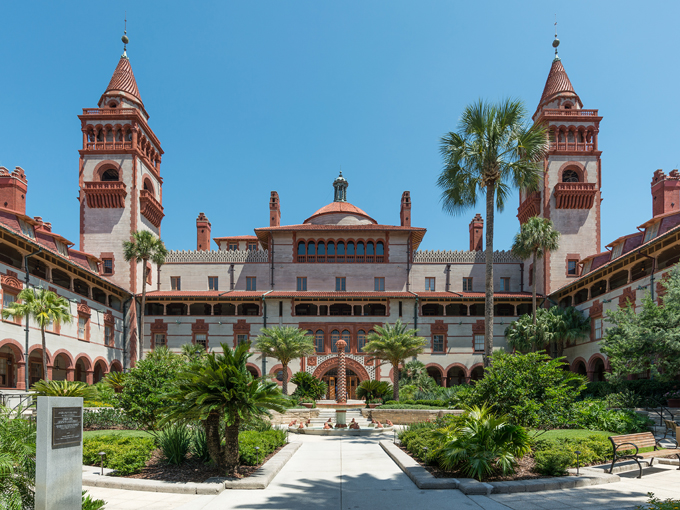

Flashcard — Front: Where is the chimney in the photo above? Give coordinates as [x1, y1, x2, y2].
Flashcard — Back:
[469, 214, 484, 251]
[0, 166, 28, 215]
[400, 191, 411, 227]
[269, 191, 281, 227]
[651, 169, 680, 217]
[196, 213, 211, 251]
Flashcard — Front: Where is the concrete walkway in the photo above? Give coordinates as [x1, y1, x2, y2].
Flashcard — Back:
[85, 434, 680, 510]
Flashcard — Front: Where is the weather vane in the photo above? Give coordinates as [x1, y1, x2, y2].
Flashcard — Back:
[553, 15, 560, 61]
[121, 13, 129, 58]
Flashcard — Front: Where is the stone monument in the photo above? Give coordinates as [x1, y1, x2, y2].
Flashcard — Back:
[35, 396, 83, 510]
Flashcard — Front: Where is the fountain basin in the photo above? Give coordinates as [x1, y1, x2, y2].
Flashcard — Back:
[288, 425, 394, 436]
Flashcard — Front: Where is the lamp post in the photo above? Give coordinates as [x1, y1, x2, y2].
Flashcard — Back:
[575, 450, 581, 475]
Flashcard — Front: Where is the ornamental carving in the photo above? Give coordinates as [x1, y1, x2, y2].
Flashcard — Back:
[233, 319, 250, 334]
[139, 189, 164, 228]
[0, 274, 23, 293]
[618, 287, 636, 309]
[554, 182, 597, 209]
[103, 312, 115, 324]
[150, 318, 167, 332]
[311, 356, 371, 382]
[307, 356, 317, 366]
[518, 192, 542, 224]
[471, 320, 485, 334]
[191, 319, 209, 332]
[77, 301, 91, 316]
[431, 320, 448, 335]
[165, 249, 269, 264]
[83, 181, 127, 208]
[306, 353, 375, 379]
[413, 250, 519, 264]
[590, 300, 603, 318]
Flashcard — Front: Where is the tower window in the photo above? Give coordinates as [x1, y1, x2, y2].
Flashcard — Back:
[567, 260, 579, 276]
[246, 277, 256, 291]
[562, 170, 579, 183]
[425, 277, 436, 292]
[101, 169, 119, 181]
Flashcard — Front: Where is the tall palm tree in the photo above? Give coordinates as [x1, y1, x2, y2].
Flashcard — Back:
[253, 326, 315, 395]
[511, 216, 560, 324]
[2, 288, 72, 382]
[162, 342, 289, 475]
[362, 320, 427, 401]
[438, 99, 548, 367]
[123, 230, 168, 362]
[550, 306, 590, 358]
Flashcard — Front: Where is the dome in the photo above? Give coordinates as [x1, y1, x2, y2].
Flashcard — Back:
[304, 201, 377, 225]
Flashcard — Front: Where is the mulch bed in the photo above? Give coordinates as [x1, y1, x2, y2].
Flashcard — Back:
[397, 445, 549, 482]
[124, 446, 285, 483]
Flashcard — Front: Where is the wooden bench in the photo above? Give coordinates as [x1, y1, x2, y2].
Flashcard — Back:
[609, 432, 680, 478]
[664, 419, 678, 439]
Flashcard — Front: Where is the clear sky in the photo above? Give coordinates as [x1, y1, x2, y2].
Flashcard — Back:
[1, 1, 678, 253]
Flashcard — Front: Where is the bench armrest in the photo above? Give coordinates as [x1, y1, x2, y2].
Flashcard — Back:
[614, 442, 639, 456]
[657, 438, 679, 449]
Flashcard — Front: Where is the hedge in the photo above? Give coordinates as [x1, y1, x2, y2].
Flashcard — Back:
[583, 380, 680, 405]
[83, 435, 156, 476]
[238, 430, 286, 465]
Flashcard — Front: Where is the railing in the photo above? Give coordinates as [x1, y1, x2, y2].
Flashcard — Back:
[82, 108, 138, 115]
[542, 109, 599, 117]
[517, 192, 542, 224]
[550, 142, 595, 152]
[646, 396, 675, 423]
[139, 189, 164, 228]
[83, 181, 127, 208]
[554, 182, 598, 209]
[85, 142, 133, 150]
[295, 254, 384, 263]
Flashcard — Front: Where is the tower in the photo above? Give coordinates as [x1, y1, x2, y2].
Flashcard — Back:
[78, 30, 164, 293]
[519, 33, 602, 295]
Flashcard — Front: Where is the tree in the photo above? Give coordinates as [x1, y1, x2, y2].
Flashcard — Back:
[438, 99, 548, 367]
[2, 288, 72, 382]
[163, 342, 289, 475]
[0, 404, 36, 509]
[550, 306, 590, 358]
[362, 320, 427, 401]
[123, 230, 168, 362]
[253, 326, 315, 395]
[400, 360, 439, 391]
[511, 216, 560, 324]
[601, 266, 680, 381]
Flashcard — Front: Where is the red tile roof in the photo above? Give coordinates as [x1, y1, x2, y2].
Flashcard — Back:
[455, 292, 536, 299]
[304, 202, 376, 224]
[539, 59, 576, 105]
[145, 291, 265, 299]
[267, 291, 413, 299]
[104, 57, 143, 105]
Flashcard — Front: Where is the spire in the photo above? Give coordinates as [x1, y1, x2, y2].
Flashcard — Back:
[333, 172, 348, 202]
[534, 26, 581, 116]
[104, 57, 143, 104]
[122, 15, 129, 59]
[553, 16, 560, 61]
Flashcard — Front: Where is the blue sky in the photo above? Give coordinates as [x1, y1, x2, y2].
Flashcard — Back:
[1, 1, 678, 253]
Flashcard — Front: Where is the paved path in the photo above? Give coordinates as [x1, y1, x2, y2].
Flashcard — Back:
[86, 434, 680, 510]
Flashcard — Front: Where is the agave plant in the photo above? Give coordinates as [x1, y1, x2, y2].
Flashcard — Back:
[31, 380, 98, 400]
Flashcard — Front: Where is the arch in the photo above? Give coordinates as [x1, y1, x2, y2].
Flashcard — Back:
[307, 241, 316, 256]
[268, 364, 293, 386]
[51, 349, 74, 369]
[109, 360, 123, 373]
[445, 363, 469, 386]
[93, 357, 109, 383]
[588, 353, 608, 382]
[143, 177, 155, 195]
[468, 363, 484, 382]
[93, 160, 123, 182]
[0, 339, 24, 363]
[312, 357, 370, 382]
[571, 357, 588, 376]
[74, 353, 93, 371]
[424, 363, 444, 387]
[246, 363, 261, 378]
[556, 161, 588, 183]
[28, 344, 52, 364]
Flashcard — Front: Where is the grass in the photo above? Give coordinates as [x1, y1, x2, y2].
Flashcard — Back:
[84, 429, 153, 439]
[530, 429, 613, 440]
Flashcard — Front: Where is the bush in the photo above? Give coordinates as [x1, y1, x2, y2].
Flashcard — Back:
[191, 426, 210, 462]
[238, 430, 286, 466]
[571, 399, 653, 434]
[83, 435, 156, 476]
[0, 405, 36, 509]
[89, 381, 118, 406]
[82, 491, 106, 510]
[158, 424, 192, 465]
[584, 380, 680, 407]
[636, 494, 680, 509]
[240, 416, 274, 432]
[533, 434, 613, 472]
[382, 399, 447, 408]
[533, 448, 574, 476]
[291, 372, 328, 400]
[356, 380, 393, 402]
[83, 408, 138, 430]
[379, 403, 444, 409]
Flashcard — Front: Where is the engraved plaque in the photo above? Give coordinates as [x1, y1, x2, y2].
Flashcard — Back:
[52, 407, 82, 449]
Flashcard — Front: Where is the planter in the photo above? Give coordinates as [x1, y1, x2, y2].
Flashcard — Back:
[667, 398, 680, 408]
[301, 403, 314, 409]
[368, 404, 380, 409]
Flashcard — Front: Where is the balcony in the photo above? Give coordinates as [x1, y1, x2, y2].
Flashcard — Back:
[85, 142, 133, 151]
[549, 142, 595, 152]
[517, 192, 541, 224]
[83, 181, 127, 208]
[82, 108, 137, 115]
[554, 183, 597, 209]
[139, 189, 164, 228]
[542, 109, 599, 117]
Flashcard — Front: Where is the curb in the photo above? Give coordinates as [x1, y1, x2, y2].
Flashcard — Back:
[82, 441, 301, 494]
[379, 440, 620, 494]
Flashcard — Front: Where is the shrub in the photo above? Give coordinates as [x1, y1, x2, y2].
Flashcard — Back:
[636, 494, 680, 510]
[584, 380, 680, 407]
[356, 380, 393, 402]
[533, 434, 614, 471]
[604, 389, 641, 409]
[158, 424, 192, 465]
[379, 403, 443, 410]
[83, 435, 156, 476]
[240, 416, 274, 432]
[90, 381, 117, 406]
[0, 405, 36, 509]
[290, 372, 327, 400]
[383, 399, 447, 408]
[83, 408, 138, 430]
[191, 427, 210, 462]
[238, 430, 286, 466]
[533, 447, 574, 476]
[571, 399, 653, 434]
[82, 491, 107, 510]
[31, 379, 98, 399]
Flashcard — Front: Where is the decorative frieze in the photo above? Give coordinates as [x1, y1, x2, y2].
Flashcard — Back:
[165, 249, 269, 264]
[413, 250, 520, 264]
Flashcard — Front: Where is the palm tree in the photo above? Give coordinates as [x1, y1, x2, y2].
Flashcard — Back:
[550, 306, 590, 358]
[438, 99, 548, 367]
[511, 216, 560, 324]
[361, 320, 427, 401]
[123, 230, 168, 362]
[162, 342, 289, 475]
[2, 288, 72, 382]
[253, 326, 315, 395]
[30, 379, 98, 399]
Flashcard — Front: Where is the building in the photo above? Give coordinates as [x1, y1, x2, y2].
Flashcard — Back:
[1, 35, 677, 396]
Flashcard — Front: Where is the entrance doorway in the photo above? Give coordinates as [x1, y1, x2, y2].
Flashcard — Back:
[322, 368, 360, 400]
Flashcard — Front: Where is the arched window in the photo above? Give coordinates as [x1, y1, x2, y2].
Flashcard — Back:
[307, 241, 316, 255]
[327, 241, 335, 255]
[315, 330, 324, 353]
[337, 242, 345, 255]
[106, 130, 113, 142]
[356, 242, 365, 255]
[347, 242, 355, 255]
[357, 330, 366, 351]
[341, 330, 350, 352]
[366, 242, 374, 255]
[297, 242, 306, 255]
[143, 179, 154, 193]
[331, 330, 340, 353]
[562, 170, 580, 183]
[376, 242, 384, 256]
[317, 241, 326, 255]
[101, 169, 119, 181]
[567, 131, 575, 143]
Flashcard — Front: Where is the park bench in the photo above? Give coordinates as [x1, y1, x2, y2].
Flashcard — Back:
[664, 419, 677, 439]
[609, 432, 680, 478]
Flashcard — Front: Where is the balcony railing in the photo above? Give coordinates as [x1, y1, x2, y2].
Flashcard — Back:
[85, 142, 133, 151]
[139, 189, 164, 228]
[542, 109, 599, 117]
[549, 142, 595, 152]
[517, 192, 541, 224]
[83, 181, 127, 208]
[554, 182, 597, 209]
[296, 254, 385, 263]
[82, 108, 138, 115]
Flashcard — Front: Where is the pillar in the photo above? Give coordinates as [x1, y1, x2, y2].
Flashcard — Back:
[66, 368, 74, 382]
[336, 339, 347, 404]
[16, 362, 26, 390]
[85, 370, 94, 385]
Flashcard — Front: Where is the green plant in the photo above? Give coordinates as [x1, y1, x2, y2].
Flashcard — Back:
[30, 379, 98, 400]
[635, 493, 680, 509]
[469, 351, 587, 429]
[356, 380, 393, 402]
[158, 424, 192, 465]
[238, 430, 286, 466]
[103, 371, 126, 394]
[191, 426, 210, 462]
[253, 327, 315, 395]
[2, 287, 72, 382]
[83, 434, 155, 476]
[532, 434, 613, 474]
[290, 372, 327, 400]
[399, 361, 438, 391]
[362, 320, 428, 401]
[571, 399, 652, 434]
[437, 99, 548, 366]
[83, 408, 138, 430]
[123, 230, 169, 361]
[0, 405, 36, 509]
[298, 397, 316, 407]
[437, 405, 531, 481]
[533, 447, 574, 476]
[604, 389, 641, 409]
[82, 490, 106, 510]
[505, 307, 590, 357]
[90, 381, 117, 406]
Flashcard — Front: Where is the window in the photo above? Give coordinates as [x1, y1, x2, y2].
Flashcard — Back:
[562, 169, 580, 183]
[357, 330, 366, 351]
[582, 260, 592, 274]
[473, 334, 485, 352]
[500, 278, 510, 292]
[644, 222, 660, 243]
[593, 317, 603, 340]
[246, 277, 256, 291]
[103, 259, 113, 275]
[146, 263, 152, 285]
[463, 277, 473, 292]
[315, 330, 324, 353]
[433, 335, 444, 353]
[56, 241, 69, 257]
[331, 330, 340, 352]
[171, 277, 181, 291]
[567, 260, 578, 276]
[18, 219, 34, 239]
[425, 277, 436, 292]
[248, 242, 257, 251]
[78, 316, 88, 341]
[611, 244, 623, 260]
[237, 334, 248, 346]
[208, 277, 219, 291]
[228, 243, 238, 251]
[335, 277, 346, 291]
[297, 277, 307, 291]
[105, 325, 112, 346]
[2, 293, 17, 323]
[101, 168, 119, 181]
[196, 333, 207, 348]
[154, 333, 166, 348]
[374, 277, 385, 292]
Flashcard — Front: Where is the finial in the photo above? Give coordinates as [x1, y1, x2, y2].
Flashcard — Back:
[121, 14, 129, 58]
[552, 15, 560, 61]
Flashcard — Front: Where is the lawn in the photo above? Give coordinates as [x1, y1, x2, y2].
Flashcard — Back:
[83, 429, 152, 439]
[530, 429, 613, 440]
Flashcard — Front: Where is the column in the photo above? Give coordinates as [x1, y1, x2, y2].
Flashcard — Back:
[85, 370, 94, 385]
[66, 368, 74, 382]
[16, 362, 26, 390]
[336, 339, 347, 404]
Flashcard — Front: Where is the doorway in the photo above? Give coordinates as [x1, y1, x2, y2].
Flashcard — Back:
[321, 368, 360, 400]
